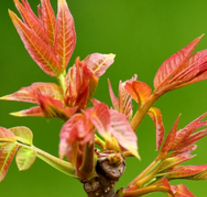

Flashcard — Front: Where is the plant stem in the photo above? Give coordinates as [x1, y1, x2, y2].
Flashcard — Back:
[130, 93, 159, 132]
[34, 146, 76, 177]
[122, 185, 171, 197]
[79, 142, 96, 180]
[128, 157, 160, 188]
[18, 143, 76, 178]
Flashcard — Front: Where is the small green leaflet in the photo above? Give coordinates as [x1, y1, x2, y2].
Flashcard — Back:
[10, 126, 33, 145]
[16, 147, 36, 171]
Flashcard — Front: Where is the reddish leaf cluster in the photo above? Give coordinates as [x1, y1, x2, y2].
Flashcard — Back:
[154, 35, 207, 94]
[2, 0, 207, 196]
[59, 100, 139, 179]
[2, 0, 115, 119]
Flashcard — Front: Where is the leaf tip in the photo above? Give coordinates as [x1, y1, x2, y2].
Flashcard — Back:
[108, 53, 116, 60]
[10, 111, 24, 117]
[0, 95, 9, 100]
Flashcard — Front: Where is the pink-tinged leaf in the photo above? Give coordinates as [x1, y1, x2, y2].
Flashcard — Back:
[110, 109, 140, 159]
[166, 165, 207, 180]
[59, 114, 82, 160]
[10, 106, 43, 117]
[0, 82, 63, 104]
[161, 178, 195, 197]
[161, 177, 171, 189]
[88, 102, 111, 141]
[38, 95, 77, 120]
[173, 145, 197, 157]
[59, 114, 94, 165]
[54, 0, 76, 70]
[108, 76, 136, 120]
[0, 127, 15, 140]
[171, 184, 195, 197]
[41, 0, 56, 48]
[84, 53, 115, 77]
[171, 113, 207, 150]
[37, 5, 43, 24]
[9, 10, 61, 77]
[154, 36, 203, 90]
[161, 115, 181, 156]
[176, 129, 207, 151]
[108, 79, 119, 110]
[170, 50, 207, 84]
[160, 154, 195, 172]
[16, 147, 36, 171]
[65, 58, 98, 109]
[148, 107, 165, 150]
[125, 80, 152, 104]
[10, 127, 33, 146]
[0, 142, 18, 182]
[13, 0, 48, 42]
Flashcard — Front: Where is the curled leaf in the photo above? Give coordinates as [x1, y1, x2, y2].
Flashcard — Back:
[148, 107, 165, 150]
[85, 53, 115, 77]
[125, 80, 152, 105]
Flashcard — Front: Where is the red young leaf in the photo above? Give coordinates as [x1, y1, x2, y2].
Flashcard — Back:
[84, 53, 115, 77]
[65, 58, 98, 109]
[38, 5, 43, 24]
[0, 83, 63, 104]
[108, 79, 119, 110]
[125, 80, 152, 104]
[13, 0, 48, 42]
[0, 143, 18, 182]
[165, 49, 207, 89]
[110, 109, 139, 159]
[171, 113, 207, 150]
[59, 114, 94, 165]
[54, 0, 76, 70]
[10, 106, 43, 117]
[41, 0, 56, 48]
[161, 177, 195, 197]
[175, 129, 207, 151]
[88, 101, 111, 141]
[108, 76, 137, 120]
[171, 184, 195, 197]
[161, 115, 181, 156]
[148, 107, 165, 150]
[154, 36, 202, 90]
[166, 165, 207, 180]
[9, 10, 61, 77]
[0, 127, 16, 140]
[38, 95, 77, 120]
[159, 154, 195, 172]
[89, 101, 139, 158]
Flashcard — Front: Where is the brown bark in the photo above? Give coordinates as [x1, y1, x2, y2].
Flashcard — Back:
[83, 152, 126, 197]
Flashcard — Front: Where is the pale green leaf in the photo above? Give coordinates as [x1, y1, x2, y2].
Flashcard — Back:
[16, 147, 36, 171]
[10, 127, 33, 145]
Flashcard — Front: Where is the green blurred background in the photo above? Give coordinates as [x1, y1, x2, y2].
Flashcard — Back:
[1, 0, 207, 196]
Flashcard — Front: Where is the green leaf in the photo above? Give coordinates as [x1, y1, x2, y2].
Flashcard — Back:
[0, 142, 18, 182]
[10, 126, 33, 145]
[16, 147, 36, 171]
